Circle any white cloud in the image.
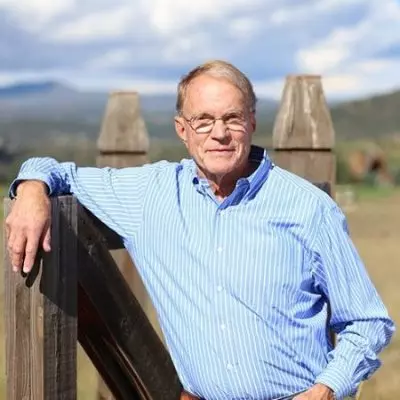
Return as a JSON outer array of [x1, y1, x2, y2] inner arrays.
[[254, 79, 285, 99], [322, 58, 400, 99], [1, 0, 400, 100], [50, 5, 133, 41], [297, 46, 350, 74], [292, 0, 400, 98], [229, 17, 261, 40], [85, 49, 132, 70], [296, 0, 400, 74], [0, 0, 75, 31], [269, 0, 365, 26], [145, 0, 263, 36]]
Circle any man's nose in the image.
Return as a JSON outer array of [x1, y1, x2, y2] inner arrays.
[[210, 120, 229, 140]]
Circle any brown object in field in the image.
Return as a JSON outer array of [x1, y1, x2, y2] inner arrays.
[[347, 145, 394, 186]]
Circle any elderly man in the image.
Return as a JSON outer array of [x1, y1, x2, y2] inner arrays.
[[6, 60, 394, 400]]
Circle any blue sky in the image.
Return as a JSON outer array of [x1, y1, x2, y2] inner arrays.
[[1, 0, 400, 100]]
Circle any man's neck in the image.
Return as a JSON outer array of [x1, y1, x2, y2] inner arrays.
[[197, 161, 259, 202]]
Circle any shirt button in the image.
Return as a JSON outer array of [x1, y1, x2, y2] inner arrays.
[[217, 285, 223, 292], [226, 363, 233, 370], [220, 323, 226, 331], [217, 246, 223, 253]]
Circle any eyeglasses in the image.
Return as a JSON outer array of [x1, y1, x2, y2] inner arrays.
[[181, 111, 249, 134]]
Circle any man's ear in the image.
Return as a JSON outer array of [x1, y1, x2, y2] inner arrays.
[[249, 111, 256, 133], [175, 116, 188, 143]]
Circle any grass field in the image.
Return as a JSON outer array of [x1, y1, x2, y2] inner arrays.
[[0, 186, 399, 399]]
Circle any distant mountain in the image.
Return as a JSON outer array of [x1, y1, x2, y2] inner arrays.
[[330, 89, 400, 138], [0, 81, 67, 97], [0, 80, 399, 149], [0, 80, 278, 120], [0, 80, 278, 145], [0, 81, 106, 122]]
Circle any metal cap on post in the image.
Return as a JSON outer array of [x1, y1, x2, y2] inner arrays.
[[272, 74, 336, 196], [95, 91, 162, 400]]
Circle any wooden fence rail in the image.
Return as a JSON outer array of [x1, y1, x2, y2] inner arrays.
[[3, 196, 182, 400], [4, 196, 78, 400]]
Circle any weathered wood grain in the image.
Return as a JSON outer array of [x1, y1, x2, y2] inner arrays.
[[97, 91, 150, 154], [3, 196, 78, 400], [77, 203, 182, 400], [272, 75, 335, 150], [272, 74, 336, 196], [271, 150, 336, 195]]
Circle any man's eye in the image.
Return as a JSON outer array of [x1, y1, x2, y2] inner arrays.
[[194, 118, 213, 126], [226, 117, 241, 123]]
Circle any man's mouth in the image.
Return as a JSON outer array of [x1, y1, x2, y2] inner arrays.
[[208, 148, 234, 152]]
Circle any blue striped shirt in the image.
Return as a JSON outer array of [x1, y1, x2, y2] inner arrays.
[[10, 145, 394, 400]]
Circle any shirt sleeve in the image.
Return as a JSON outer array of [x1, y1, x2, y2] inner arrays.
[[8, 156, 159, 240], [311, 204, 395, 399]]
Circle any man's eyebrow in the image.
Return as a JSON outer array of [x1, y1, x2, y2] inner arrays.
[[223, 110, 244, 117], [191, 110, 244, 119], [191, 112, 214, 119]]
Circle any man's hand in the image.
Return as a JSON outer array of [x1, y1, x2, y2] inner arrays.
[[5, 180, 51, 273], [293, 384, 335, 399]]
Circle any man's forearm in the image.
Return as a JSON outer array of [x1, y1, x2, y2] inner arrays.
[[9, 157, 72, 198], [293, 383, 334, 399], [16, 180, 49, 197], [314, 317, 394, 399]]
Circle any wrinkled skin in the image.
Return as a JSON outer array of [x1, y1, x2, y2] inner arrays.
[[6, 180, 51, 273], [175, 74, 256, 200], [293, 384, 335, 400]]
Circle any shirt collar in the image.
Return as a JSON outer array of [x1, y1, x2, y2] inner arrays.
[[189, 145, 273, 201]]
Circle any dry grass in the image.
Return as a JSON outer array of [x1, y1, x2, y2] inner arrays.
[[343, 189, 400, 399], [0, 188, 399, 399]]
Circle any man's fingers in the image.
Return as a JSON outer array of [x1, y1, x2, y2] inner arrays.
[[23, 233, 41, 273], [41, 226, 51, 252], [6, 231, 16, 271], [5, 220, 11, 241], [8, 234, 27, 272]]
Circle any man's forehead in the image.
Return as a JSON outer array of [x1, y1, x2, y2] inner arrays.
[[183, 77, 245, 113], [186, 74, 239, 94]]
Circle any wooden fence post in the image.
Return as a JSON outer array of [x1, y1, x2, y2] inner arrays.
[[96, 91, 163, 399], [3, 196, 78, 400], [272, 74, 336, 196]]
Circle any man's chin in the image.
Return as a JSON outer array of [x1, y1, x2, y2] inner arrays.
[[204, 164, 236, 177], [205, 156, 236, 169]]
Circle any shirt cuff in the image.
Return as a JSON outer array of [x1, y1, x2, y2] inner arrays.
[[314, 361, 355, 399], [8, 173, 53, 199]]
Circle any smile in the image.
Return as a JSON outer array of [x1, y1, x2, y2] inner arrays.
[[208, 149, 234, 152]]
